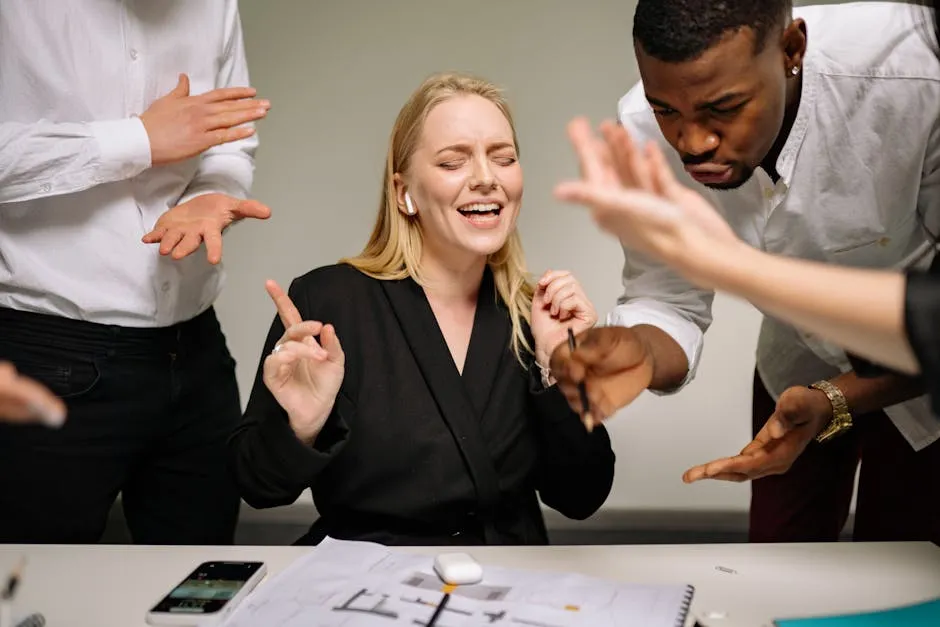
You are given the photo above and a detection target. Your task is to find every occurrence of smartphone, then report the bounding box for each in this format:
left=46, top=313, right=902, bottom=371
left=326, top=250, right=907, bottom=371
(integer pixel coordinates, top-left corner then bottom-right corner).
left=145, top=561, right=267, bottom=626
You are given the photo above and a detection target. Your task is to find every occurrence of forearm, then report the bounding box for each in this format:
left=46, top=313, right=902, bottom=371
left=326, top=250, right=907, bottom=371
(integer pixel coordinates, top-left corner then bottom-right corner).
left=230, top=399, right=351, bottom=509
left=632, top=324, right=690, bottom=391
left=176, top=1, right=257, bottom=207
left=176, top=151, right=255, bottom=206
left=830, top=370, right=925, bottom=416
left=687, top=239, right=918, bottom=374
left=0, top=119, right=151, bottom=203
left=531, top=385, right=615, bottom=520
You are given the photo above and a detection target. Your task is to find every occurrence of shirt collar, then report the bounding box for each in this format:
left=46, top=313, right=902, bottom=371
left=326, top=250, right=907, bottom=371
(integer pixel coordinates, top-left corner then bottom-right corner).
left=774, top=50, right=820, bottom=186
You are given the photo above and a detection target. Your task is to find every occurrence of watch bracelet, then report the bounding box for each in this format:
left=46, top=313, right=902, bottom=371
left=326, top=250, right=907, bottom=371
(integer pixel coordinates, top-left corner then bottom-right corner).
left=809, top=380, right=853, bottom=443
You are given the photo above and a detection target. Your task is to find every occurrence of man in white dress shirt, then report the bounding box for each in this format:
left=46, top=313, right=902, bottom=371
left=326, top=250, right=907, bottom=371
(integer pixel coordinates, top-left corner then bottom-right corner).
left=0, top=1, right=271, bottom=543
left=554, top=0, right=940, bottom=543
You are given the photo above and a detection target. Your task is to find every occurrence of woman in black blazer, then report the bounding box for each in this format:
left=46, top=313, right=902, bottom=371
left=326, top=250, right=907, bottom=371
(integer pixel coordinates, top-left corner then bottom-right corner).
left=229, top=72, right=616, bottom=546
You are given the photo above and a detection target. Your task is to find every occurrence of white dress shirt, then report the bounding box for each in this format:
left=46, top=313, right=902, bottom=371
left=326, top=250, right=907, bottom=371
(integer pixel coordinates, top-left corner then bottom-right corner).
left=0, top=0, right=257, bottom=328
left=613, top=2, right=940, bottom=450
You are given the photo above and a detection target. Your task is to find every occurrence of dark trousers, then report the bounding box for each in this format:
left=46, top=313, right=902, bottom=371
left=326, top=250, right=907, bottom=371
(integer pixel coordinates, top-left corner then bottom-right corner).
left=749, top=371, right=940, bottom=545
left=0, top=306, right=241, bottom=544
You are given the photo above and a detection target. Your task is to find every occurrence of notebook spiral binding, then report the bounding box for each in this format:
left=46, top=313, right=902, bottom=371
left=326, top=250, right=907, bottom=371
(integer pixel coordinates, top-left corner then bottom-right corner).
left=675, top=585, right=695, bottom=627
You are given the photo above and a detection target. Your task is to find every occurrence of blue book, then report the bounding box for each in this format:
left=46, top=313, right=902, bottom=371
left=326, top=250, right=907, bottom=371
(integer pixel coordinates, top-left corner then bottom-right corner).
left=774, top=597, right=940, bottom=626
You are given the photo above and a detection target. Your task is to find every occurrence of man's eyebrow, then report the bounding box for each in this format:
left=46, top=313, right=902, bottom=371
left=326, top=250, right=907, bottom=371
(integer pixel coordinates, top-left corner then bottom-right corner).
left=697, top=92, right=748, bottom=109
left=646, top=92, right=748, bottom=111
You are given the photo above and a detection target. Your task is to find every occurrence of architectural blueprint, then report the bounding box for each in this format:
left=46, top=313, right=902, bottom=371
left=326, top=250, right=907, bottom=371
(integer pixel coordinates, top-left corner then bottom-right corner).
left=220, top=537, right=694, bottom=627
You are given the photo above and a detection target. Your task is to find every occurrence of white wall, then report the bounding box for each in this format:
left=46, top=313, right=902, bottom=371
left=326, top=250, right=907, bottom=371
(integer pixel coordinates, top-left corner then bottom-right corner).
left=216, top=0, right=772, bottom=515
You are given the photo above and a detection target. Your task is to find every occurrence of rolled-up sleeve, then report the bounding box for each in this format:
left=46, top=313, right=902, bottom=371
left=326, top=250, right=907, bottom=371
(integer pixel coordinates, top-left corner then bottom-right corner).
left=606, top=247, right=715, bottom=394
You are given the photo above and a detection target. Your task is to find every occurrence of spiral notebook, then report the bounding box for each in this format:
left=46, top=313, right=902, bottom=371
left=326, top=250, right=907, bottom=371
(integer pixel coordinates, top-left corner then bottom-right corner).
left=221, top=537, right=696, bottom=626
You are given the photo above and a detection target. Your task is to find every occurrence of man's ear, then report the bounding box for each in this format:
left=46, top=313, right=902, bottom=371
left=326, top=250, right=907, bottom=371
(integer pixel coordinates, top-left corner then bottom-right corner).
left=781, top=17, right=807, bottom=75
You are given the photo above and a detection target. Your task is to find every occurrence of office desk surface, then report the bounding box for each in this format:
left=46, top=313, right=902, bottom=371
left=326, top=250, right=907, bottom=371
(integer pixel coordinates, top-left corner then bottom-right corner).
left=0, top=542, right=938, bottom=627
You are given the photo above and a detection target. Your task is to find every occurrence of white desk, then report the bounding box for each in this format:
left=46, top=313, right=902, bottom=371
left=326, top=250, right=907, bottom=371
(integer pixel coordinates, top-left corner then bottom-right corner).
left=1, top=542, right=938, bottom=627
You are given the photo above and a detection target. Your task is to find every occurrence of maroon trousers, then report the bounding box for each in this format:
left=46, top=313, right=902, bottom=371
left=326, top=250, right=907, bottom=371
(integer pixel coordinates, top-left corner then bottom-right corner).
left=749, top=371, right=940, bottom=545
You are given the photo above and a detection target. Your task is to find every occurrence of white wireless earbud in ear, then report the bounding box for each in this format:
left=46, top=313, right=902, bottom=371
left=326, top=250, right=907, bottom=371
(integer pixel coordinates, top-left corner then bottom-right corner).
left=404, top=192, right=416, bottom=215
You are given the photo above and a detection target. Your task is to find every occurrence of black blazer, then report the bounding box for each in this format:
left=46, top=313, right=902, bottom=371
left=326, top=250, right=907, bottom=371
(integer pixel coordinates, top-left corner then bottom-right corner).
left=229, top=264, right=615, bottom=546
left=848, top=254, right=940, bottom=418
left=906, top=270, right=940, bottom=418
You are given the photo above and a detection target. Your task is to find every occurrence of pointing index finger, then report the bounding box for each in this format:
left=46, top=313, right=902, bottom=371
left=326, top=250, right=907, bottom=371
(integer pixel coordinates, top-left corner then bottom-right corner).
left=265, top=280, right=303, bottom=329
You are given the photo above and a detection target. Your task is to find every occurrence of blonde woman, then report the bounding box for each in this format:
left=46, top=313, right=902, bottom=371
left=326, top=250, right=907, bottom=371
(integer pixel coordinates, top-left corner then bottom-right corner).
left=229, top=73, right=615, bottom=546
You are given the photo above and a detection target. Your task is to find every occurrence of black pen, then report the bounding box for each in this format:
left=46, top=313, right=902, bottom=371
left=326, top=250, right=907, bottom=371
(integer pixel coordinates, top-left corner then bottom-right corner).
left=426, top=592, right=450, bottom=627
left=567, top=328, right=594, bottom=432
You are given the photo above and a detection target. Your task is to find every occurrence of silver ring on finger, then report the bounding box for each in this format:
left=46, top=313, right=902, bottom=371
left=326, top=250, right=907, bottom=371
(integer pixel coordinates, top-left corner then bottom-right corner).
left=272, top=343, right=284, bottom=355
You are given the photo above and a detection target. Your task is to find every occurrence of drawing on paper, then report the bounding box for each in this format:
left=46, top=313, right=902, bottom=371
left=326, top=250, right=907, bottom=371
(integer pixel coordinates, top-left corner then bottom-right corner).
left=220, top=537, right=694, bottom=627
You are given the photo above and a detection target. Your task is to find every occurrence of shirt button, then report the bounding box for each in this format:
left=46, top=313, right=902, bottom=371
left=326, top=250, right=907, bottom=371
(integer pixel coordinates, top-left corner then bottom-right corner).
left=39, top=183, right=52, bottom=193
left=161, top=282, right=170, bottom=293
left=129, top=48, right=139, bottom=60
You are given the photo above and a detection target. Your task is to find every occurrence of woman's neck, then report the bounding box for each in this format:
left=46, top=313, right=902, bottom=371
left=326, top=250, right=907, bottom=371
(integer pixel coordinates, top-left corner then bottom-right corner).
left=419, top=248, right=487, bottom=305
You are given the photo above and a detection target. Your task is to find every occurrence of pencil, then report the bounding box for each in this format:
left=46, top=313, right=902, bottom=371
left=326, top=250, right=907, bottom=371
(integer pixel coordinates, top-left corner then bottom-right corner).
left=426, top=592, right=450, bottom=626
left=567, top=328, right=594, bottom=432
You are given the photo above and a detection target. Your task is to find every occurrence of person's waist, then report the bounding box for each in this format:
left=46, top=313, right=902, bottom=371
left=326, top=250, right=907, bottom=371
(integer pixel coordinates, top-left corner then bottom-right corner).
left=322, top=508, right=486, bottom=538
left=0, top=305, right=223, bottom=354
left=0, top=266, right=222, bottom=327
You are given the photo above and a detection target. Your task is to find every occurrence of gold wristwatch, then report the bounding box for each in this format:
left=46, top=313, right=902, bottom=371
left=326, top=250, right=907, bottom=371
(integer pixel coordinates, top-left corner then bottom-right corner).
left=809, top=380, right=853, bottom=443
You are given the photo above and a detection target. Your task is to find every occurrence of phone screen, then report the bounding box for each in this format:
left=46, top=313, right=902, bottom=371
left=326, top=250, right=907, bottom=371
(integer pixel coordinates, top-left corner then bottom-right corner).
left=150, top=561, right=264, bottom=615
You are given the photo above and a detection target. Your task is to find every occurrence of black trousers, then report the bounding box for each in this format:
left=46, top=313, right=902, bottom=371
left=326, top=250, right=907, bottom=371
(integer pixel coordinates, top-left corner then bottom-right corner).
left=0, top=306, right=241, bottom=544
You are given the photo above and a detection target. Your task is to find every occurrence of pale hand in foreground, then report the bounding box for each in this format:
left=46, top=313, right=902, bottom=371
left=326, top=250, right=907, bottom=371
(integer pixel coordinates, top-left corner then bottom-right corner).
left=0, top=361, right=66, bottom=427
left=683, top=385, right=833, bottom=483
left=554, top=117, right=740, bottom=286
left=140, top=73, right=270, bottom=167
left=262, top=280, right=345, bottom=445
left=142, top=193, right=271, bottom=264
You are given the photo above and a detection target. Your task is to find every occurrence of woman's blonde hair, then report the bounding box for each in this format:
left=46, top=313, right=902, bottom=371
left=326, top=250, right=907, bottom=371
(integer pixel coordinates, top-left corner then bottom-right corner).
left=340, top=72, right=534, bottom=364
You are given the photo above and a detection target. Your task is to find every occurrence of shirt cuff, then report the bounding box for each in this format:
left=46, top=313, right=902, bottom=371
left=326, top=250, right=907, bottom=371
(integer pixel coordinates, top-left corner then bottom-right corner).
left=605, top=299, right=704, bottom=394
left=89, top=117, right=152, bottom=182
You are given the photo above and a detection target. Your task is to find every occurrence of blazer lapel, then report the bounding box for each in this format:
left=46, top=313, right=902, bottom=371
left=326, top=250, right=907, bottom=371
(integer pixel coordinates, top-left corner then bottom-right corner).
left=461, top=267, right=511, bottom=417
left=379, top=276, right=503, bottom=516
